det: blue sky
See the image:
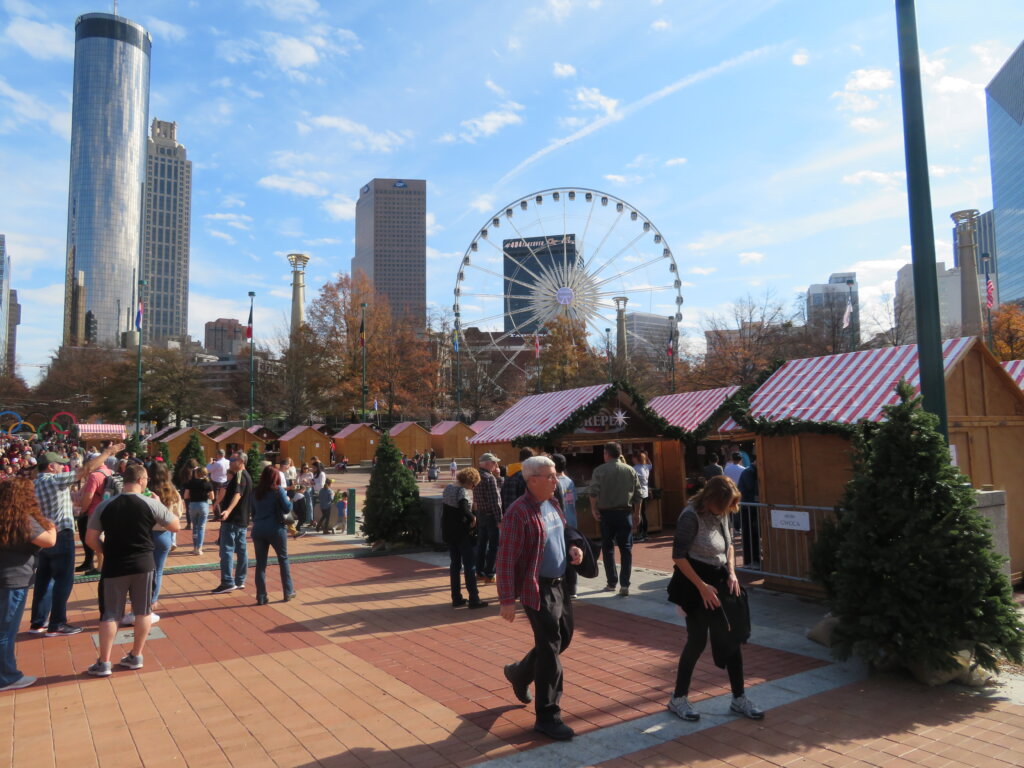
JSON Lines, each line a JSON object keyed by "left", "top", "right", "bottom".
{"left": 2, "top": 0, "right": 1023, "bottom": 384}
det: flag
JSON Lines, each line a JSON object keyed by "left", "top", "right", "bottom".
{"left": 359, "top": 317, "right": 365, "bottom": 348}
{"left": 245, "top": 303, "right": 253, "bottom": 339}
{"left": 135, "top": 301, "right": 143, "bottom": 332}
{"left": 452, "top": 328, "right": 459, "bottom": 353}
{"left": 373, "top": 398, "right": 379, "bottom": 411}
{"left": 534, "top": 332, "right": 541, "bottom": 359}
{"left": 667, "top": 332, "right": 674, "bottom": 358}
{"left": 986, "top": 272, "right": 994, "bottom": 310}
{"left": 842, "top": 295, "right": 853, "bottom": 329}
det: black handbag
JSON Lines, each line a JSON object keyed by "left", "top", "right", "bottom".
{"left": 278, "top": 491, "right": 297, "bottom": 526}
{"left": 565, "top": 524, "right": 599, "bottom": 579}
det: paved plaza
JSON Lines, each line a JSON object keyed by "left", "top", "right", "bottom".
{"left": 2, "top": 518, "right": 1022, "bottom": 768}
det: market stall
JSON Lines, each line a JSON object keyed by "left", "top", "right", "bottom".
{"left": 388, "top": 422, "right": 431, "bottom": 457}
{"left": 720, "top": 337, "right": 1024, "bottom": 591}
{"left": 215, "top": 426, "right": 263, "bottom": 457}
{"left": 278, "top": 425, "right": 330, "bottom": 465}
{"left": 160, "top": 427, "right": 218, "bottom": 466}
{"left": 430, "top": 421, "right": 475, "bottom": 459}
{"left": 469, "top": 382, "right": 691, "bottom": 538}
{"left": 333, "top": 423, "right": 378, "bottom": 463}
{"left": 77, "top": 423, "right": 127, "bottom": 449}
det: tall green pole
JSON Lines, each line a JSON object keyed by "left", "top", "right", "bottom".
{"left": 454, "top": 313, "right": 462, "bottom": 420}
{"left": 248, "top": 291, "right": 255, "bottom": 427}
{"left": 361, "top": 302, "right": 367, "bottom": 422}
{"left": 605, "top": 328, "right": 612, "bottom": 382}
{"left": 895, "top": 0, "right": 947, "bottom": 439}
{"left": 135, "top": 279, "right": 146, "bottom": 438}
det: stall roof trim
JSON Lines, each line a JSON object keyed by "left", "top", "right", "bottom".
{"left": 430, "top": 420, "right": 466, "bottom": 435}
{"left": 468, "top": 420, "right": 493, "bottom": 434}
{"left": 148, "top": 426, "right": 176, "bottom": 442}
{"left": 162, "top": 427, "right": 197, "bottom": 443}
{"left": 649, "top": 387, "right": 739, "bottom": 431}
{"left": 1003, "top": 360, "right": 1024, "bottom": 389}
{"left": 79, "top": 424, "right": 127, "bottom": 439}
{"left": 333, "top": 423, "right": 373, "bottom": 439}
{"left": 279, "top": 425, "right": 318, "bottom": 442}
{"left": 469, "top": 384, "right": 612, "bottom": 444}
{"left": 389, "top": 421, "right": 425, "bottom": 436}
{"left": 214, "top": 427, "right": 245, "bottom": 443}
{"left": 717, "top": 337, "right": 975, "bottom": 429}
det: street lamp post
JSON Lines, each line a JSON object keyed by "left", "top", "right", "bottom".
{"left": 454, "top": 312, "right": 462, "bottom": 421}
{"left": 135, "top": 279, "right": 146, "bottom": 438}
{"left": 668, "top": 316, "right": 676, "bottom": 392}
{"left": 605, "top": 327, "right": 612, "bottom": 382}
{"left": 360, "top": 302, "right": 367, "bottom": 421}
{"left": 846, "top": 279, "right": 855, "bottom": 352}
{"left": 248, "top": 291, "right": 255, "bottom": 427}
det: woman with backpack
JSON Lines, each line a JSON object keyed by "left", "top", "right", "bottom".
{"left": 251, "top": 465, "right": 295, "bottom": 605}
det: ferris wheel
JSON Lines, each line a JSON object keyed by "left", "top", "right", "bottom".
{"left": 452, "top": 187, "right": 684, "bottom": 388}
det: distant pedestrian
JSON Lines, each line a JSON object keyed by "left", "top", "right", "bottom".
{"left": 183, "top": 466, "right": 213, "bottom": 555}
{"left": 723, "top": 452, "right": 745, "bottom": 485}
{"left": 317, "top": 477, "right": 335, "bottom": 533}
{"left": 147, "top": 463, "right": 183, "bottom": 614}
{"left": 667, "top": 476, "right": 763, "bottom": 722}
{"left": 474, "top": 452, "right": 505, "bottom": 584}
{"left": 207, "top": 451, "right": 230, "bottom": 518}
{"left": 449, "top": 458, "right": 458, "bottom": 482}
{"left": 589, "top": 442, "right": 640, "bottom": 597}
{"left": 701, "top": 454, "right": 723, "bottom": 480}
{"left": 211, "top": 454, "right": 251, "bottom": 594}
{"left": 335, "top": 491, "right": 348, "bottom": 532}
{"left": 632, "top": 451, "right": 652, "bottom": 542}
{"left": 442, "top": 467, "right": 488, "bottom": 609}
{"left": 251, "top": 466, "right": 295, "bottom": 605}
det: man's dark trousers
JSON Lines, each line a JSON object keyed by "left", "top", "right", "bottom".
{"left": 600, "top": 508, "right": 633, "bottom": 589}
{"left": 30, "top": 528, "right": 76, "bottom": 630}
{"left": 475, "top": 515, "right": 500, "bottom": 578}
{"left": 508, "top": 577, "right": 574, "bottom": 724}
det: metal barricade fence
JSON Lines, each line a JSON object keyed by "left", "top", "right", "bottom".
{"left": 735, "top": 502, "right": 837, "bottom": 584}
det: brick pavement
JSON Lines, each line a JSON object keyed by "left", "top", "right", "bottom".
{"left": 2, "top": 540, "right": 1021, "bottom": 768}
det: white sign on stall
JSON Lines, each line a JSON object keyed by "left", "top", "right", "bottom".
{"left": 770, "top": 508, "right": 811, "bottom": 532}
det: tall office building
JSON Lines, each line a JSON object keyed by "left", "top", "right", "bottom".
{"left": 63, "top": 13, "right": 151, "bottom": 347}
{"left": 0, "top": 236, "right": 10, "bottom": 375}
{"left": 624, "top": 311, "right": 676, "bottom": 357}
{"left": 987, "top": 40, "right": 1024, "bottom": 305}
{"left": 352, "top": 178, "right": 426, "bottom": 325}
{"left": 6, "top": 290, "right": 19, "bottom": 376}
{"left": 204, "top": 318, "right": 245, "bottom": 357}
{"left": 806, "top": 272, "right": 860, "bottom": 348}
{"left": 502, "top": 234, "right": 580, "bottom": 333}
{"left": 142, "top": 119, "right": 192, "bottom": 344}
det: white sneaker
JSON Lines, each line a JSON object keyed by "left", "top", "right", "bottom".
{"left": 149, "top": 613, "right": 160, "bottom": 624}
{"left": 730, "top": 695, "right": 765, "bottom": 720}
{"left": 121, "top": 613, "right": 135, "bottom": 626}
{"left": 667, "top": 695, "right": 700, "bottom": 721}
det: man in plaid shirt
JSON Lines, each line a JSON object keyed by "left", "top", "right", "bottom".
{"left": 472, "top": 453, "right": 503, "bottom": 583}
{"left": 497, "top": 455, "right": 583, "bottom": 741}
{"left": 30, "top": 444, "right": 121, "bottom": 636}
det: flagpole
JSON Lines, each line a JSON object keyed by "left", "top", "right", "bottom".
{"left": 135, "top": 279, "right": 146, "bottom": 438}
{"left": 453, "top": 314, "right": 462, "bottom": 421}
{"left": 360, "top": 302, "right": 367, "bottom": 421}
{"left": 983, "top": 254, "right": 994, "bottom": 352}
{"left": 248, "top": 291, "right": 255, "bottom": 427}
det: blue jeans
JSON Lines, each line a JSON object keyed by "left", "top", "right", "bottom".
{"left": 600, "top": 509, "right": 633, "bottom": 589}
{"left": 303, "top": 490, "right": 314, "bottom": 524}
{"left": 219, "top": 522, "right": 248, "bottom": 587}
{"left": 475, "top": 516, "right": 500, "bottom": 578}
{"left": 448, "top": 538, "right": 480, "bottom": 604}
{"left": 189, "top": 502, "right": 209, "bottom": 550}
{"left": 0, "top": 587, "right": 28, "bottom": 686}
{"left": 151, "top": 529, "right": 173, "bottom": 604}
{"left": 30, "top": 528, "right": 76, "bottom": 630}
{"left": 252, "top": 527, "right": 293, "bottom": 598}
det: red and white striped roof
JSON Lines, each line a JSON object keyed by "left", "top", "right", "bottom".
{"left": 468, "top": 420, "right": 492, "bottom": 434}
{"left": 79, "top": 424, "right": 126, "bottom": 438}
{"left": 333, "top": 423, "right": 373, "bottom": 439}
{"left": 470, "top": 384, "right": 611, "bottom": 444}
{"left": 649, "top": 386, "right": 739, "bottom": 431}
{"left": 717, "top": 337, "right": 976, "bottom": 429}
{"left": 1003, "top": 360, "right": 1024, "bottom": 389}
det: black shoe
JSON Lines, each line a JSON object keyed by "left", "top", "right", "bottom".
{"left": 256, "top": 595, "right": 269, "bottom": 606}
{"left": 534, "top": 720, "right": 574, "bottom": 740}
{"left": 83, "top": 569, "right": 100, "bottom": 576}
{"left": 211, "top": 584, "right": 236, "bottom": 594}
{"left": 452, "top": 599, "right": 467, "bottom": 607}
{"left": 283, "top": 592, "right": 297, "bottom": 602}
{"left": 468, "top": 600, "right": 489, "bottom": 609}
{"left": 75, "top": 563, "right": 91, "bottom": 572}
{"left": 45, "top": 624, "right": 84, "bottom": 637}
{"left": 504, "top": 664, "right": 532, "bottom": 704}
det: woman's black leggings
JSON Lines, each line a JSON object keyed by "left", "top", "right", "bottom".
{"left": 673, "top": 611, "right": 745, "bottom": 698}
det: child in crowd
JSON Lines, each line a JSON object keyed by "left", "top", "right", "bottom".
{"left": 334, "top": 491, "right": 348, "bottom": 533}
{"left": 318, "top": 478, "right": 335, "bottom": 533}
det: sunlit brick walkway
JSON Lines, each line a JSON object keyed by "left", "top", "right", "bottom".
{"left": 1, "top": 538, "right": 1020, "bottom": 768}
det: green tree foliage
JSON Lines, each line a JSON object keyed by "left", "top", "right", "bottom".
{"left": 246, "top": 443, "right": 264, "bottom": 479}
{"left": 361, "top": 433, "right": 424, "bottom": 544}
{"left": 159, "top": 441, "right": 171, "bottom": 466}
{"left": 125, "top": 431, "right": 143, "bottom": 458}
{"left": 812, "top": 381, "right": 1024, "bottom": 673}
{"left": 173, "top": 432, "right": 207, "bottom": 478}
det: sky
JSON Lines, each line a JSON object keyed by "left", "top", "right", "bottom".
{"left": 2, "top": 0, "right": 1023, "bottom": 385}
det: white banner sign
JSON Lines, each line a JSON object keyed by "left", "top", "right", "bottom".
{"left": 770, "top": 508, "right": 811, "bottom": 532}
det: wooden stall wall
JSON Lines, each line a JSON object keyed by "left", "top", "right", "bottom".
{"left": 431, "top": 423, "right": 475, "bottom": 458}
{"left": 390, "top": 424, "right": 431, "bottom": 457}
{"left": 164, "top": 429, "right": 219, "bottom": 466}
{"left": 279, "top": 428, "right": 330, "bottom": 465}
{"left": 335, "top": 425, "right": 378, "bottom": 463}
{"left": 469, "top": 442, "right": 520, "bottom": 466}
{"left": 653, "top": 439, "right": 685, "bottom": 531}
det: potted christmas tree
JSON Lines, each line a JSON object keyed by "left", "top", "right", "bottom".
{"left": 362, "top": 433, "right": 424, "bottom": 548}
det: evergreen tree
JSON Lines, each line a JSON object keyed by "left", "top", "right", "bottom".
{"left": 362, "top": 433, "right": 424, "bottom": 544}
{"left": 173, "top": 432, "right": 207, "bottom": 479}
{"left": 159, "top": 441, "right": 171, "bottom": 466}
{"left": 125, "top": 432, "right": 143, "bottom": 458}
{"left": 812, "top": 382, "right": 1024, "bottom": 673}
{"left": 246, "top": 443, "right": 264, "bottom": 479}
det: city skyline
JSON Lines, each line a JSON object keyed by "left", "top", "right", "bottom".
{"left": 2, "top": 1, "right": 1024, "bottom": 383}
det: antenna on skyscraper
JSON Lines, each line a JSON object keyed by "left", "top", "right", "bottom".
{"left": 113, "top": 0, "right": 118, "bottom": 18}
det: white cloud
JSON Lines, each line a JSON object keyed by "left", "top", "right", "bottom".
{"left": 470, "top": 194, "right": 496, "bottom": 213}
{"left": 664, "top": 157, "right": 687, "bottom": 167}
{"left": 426, "top": 212, "right": 443, "bottom": 236}
{"left": 2, "top": 0, "right": 43, "bottom": 18}
{"left": 267, "top": 34, "right": 320, "bottom": 73}
{"left": 459, "top": 102, "right": 524, "bottom": 142}
{"left": 738, "top": 251, "right": 765, "bottom": 264}
{"left": 573, "top": 86, "right": 620, "bottom": 118}
{"left": 221, "top": 195, "right": 246, "bottom": 208}
{"left": 833, "top": 91, "right": 879, "bottom": 113}
{"left": 650, "top": 19, "right": 670, "bottom": 32}
{"left": 204, "top": 212, "right": 254, "bottom": 230}
{"left": 322, "top": 193, "right": 356, "bottom": 221}
{"left": 791, "top": 50, "right": 809, "bottom": 66}
{"left": 0, "top": 76, "right": 71, "bottom": 139}
{"left": 507, "top": 36, "right": 521, "bottom": 52}
{"left": 603, "top": 174, "right": 626, "bottom": 183}
{"left": 246, "top": 0, "right": 320, "bottom": 20}
{"left": 257, "top": 175, "right": 327, "bottom": 197}
{"left": 689, "top": 266, "right": 716, "bottom": 275}
{"left": 484, "top": 79, "right": 507, "bottom": 96}
{"left": 209, "top": 230, "right": 237, "bottom": 245}
{"left": 849, "top": 116, "right": 884, "bottom": 132}
{"left": 929, "top": 164, "right": 962, "bottom": 178}
{"left": 308, "top": 115, "right": 409, "bottom": 152}
{"left": 270, "top": 150, "right": 318, "bottom": 169}
{"left": 4, "top": 17, "right": 73, "bottom": 60}
{"left": 842, "top": 170, "right": 905, "bottom": 186}
{"left": 934, "top": 75, "right": 974, "bottom": 94}
{"left": 304, "top": 237, "right": 341, "bottom": 246}
{"left": 437, "top": 132, "right": 456, "bottom": 144}
{"left": 217, "top": 38, "right": 260, "bottom": 64}
{"left": 547, "top": 0, "right": 574, "bottom": 22}
{"left": 553, "top": 62, "right": 576, "bottom": 78}
{"left": 144, "top": 17, "right": 187, "bottom": 43}
{"left": 845, "top": 68, "right": 894, "bottom": 91}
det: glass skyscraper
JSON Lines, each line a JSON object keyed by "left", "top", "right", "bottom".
{"left": 986, "top": 40, "right": 1024, "bottom": 306}
{"left": 63, "top": 13, "right": 151, "bottom": 347}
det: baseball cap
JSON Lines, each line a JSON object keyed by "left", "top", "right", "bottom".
{"left": 479, "top": 453, "right": 500, "bottom": 463}
{"left": 42, "top": 452, "right": 70, "bottom": 466}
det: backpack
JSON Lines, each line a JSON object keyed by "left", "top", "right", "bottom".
{"left": 99, "top": 470, "right": 124, "bottom": 501}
